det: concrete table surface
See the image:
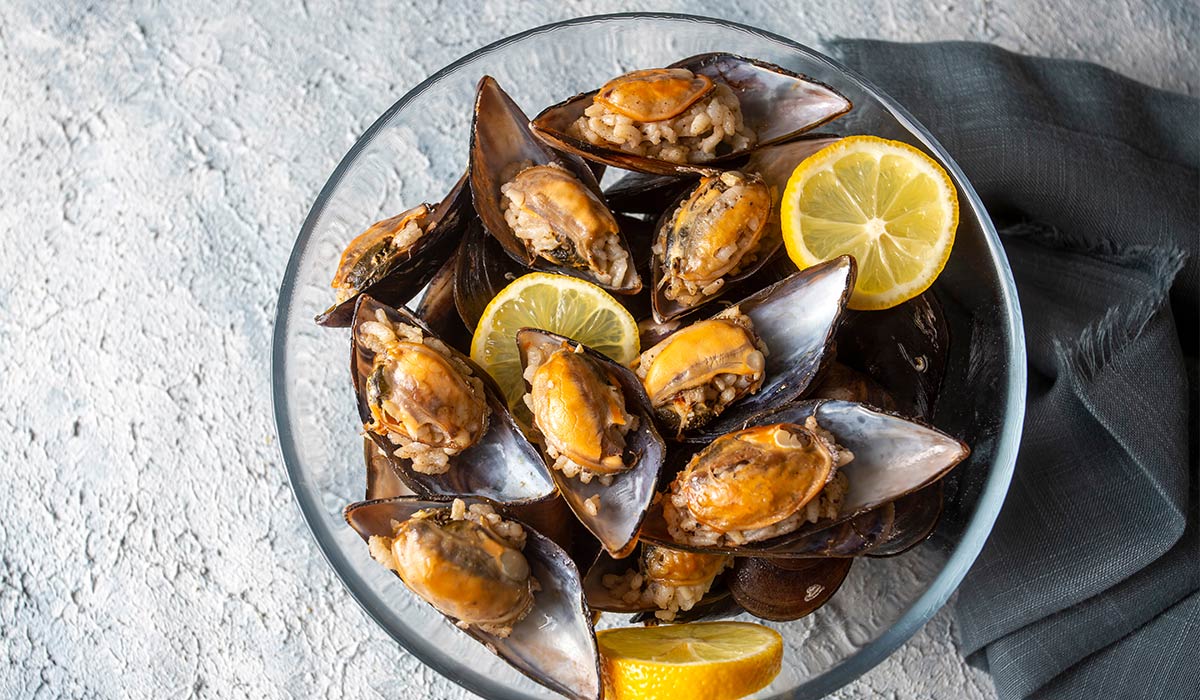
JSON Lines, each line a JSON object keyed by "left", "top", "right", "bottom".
{"left": 1, "top": 1, "right": 1195, "bottom": 698}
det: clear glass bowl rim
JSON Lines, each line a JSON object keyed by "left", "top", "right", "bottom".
{"left": 271, "top": 12, "right": 1027, "bottom": 699}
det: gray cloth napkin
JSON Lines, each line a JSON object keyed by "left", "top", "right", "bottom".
{"left": 832, "top": 40, "right": 1199, "bottom": 699}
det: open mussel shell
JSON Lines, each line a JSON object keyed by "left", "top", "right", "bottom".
{"left": 344, "top": 496, "right": 601, "bottom": 700}
{"left": 743, "top": 134, "right": 841, "bottom": 196}
{"left": 364, "top": 438, "right": 415, "bottom": 500}
{"left": 414, "top": 247, "right": 472, "bottom": 354}
{"left": 469, "top": 76, "right": 640, "bottom": 294}
{"left": 351, "top": 296, "right": 556, "bottom": 504}
{"left": 530, "top": 53, "right": 851, "bottom": 176}
{"left": 603, "top": 172, "right": 695, "bottom": 217}
{"left": 729, "top": 557, "right": 852, "bottom": 621}
{"left": 683, "top": 255, "right": 856, "bottom": 437}
{"left": 453, "top": 214, "right": 524, "bottom": 332}
{"left": 867, "top": 481, "right": 945, "bottom": 557}
{"left": 640, "top": 399, "right": 968, "bottom": 557}
{"left": 517, "top": 329, "right": 665, "bottom": 558}
{"left": 316, "top": 171, "right": 472, "bottom": 327}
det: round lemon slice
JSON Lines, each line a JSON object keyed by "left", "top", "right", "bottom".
{"left": 470, "top": 272, "right": 639, "bottom": 411}
{"left": 780, "top": 135, "right": 959, "bottom": 310}
{"left": 598, "top": 621, "right": 783, "bottom": 700}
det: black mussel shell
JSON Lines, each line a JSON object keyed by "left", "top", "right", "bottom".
{"left": 469, "top": 76, "right": 640, "bottom": 294}
{"left": 729, "top": 557, "right": 852, "bottom": 621}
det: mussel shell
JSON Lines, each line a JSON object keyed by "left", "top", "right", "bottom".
{"left": 344, "top": 496, "right": 602, "bottom": 700}
{"left": 469, "top": 76, "right": 640, "bottom": 294}
{"left": 867, "top": 481, "right": 945, "bottom": 557}
{"left": 351, "top": 296, "right": 556, "bottom": 504}
{"left": 649, "top": 173, "right": 784, "bottom": 323}
{"left": 364, "top": 438, "right": 414, "bottom": 500}
{"left": 604, "top": 172, "right": 696, "bottom": 217}
{"left": 639, "top": 399, "right": 968, "bottom": 557}
{"left": 742, "top": 134, "right": 841, "bottom": 198}
{"left": 506, "top": 495, "right": 600, "bottom": 572}
{"left": 677, "top": 53, "right": 850, "bottom": 150}
{"left": 517, "top": 329, "right": 665, "bottom": 558}
{"left": 680, "top": 255, "right": 856, "bottom": 437}
{"left": 729, "top": 557, "right": 852, "bottom": 621}
{"left": 414, "top": 246, "right": 472, "bottom": 354}
{"left": 530, "top": 53, "right": 851, "bottom": 176}
{"left": 453, "top": 214, "right": 525, "bottom": 332}
{"left": 316, "top": 171, "right": 472, "bottom": 327}
{"left": 808, "top": 361, "right": 898, "bottom": 412}
{"left": 834, "top": 292, "right": 949, "bottom": 420}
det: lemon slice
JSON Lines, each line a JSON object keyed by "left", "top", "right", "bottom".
{"left": 470, "top": 272, "right": 639, "bottom": 410}
{"left": 598, "top": 621, "right": 783, "bottom": 700}
{"left": 780, "top": 135, "right": 959, "bottom": 310}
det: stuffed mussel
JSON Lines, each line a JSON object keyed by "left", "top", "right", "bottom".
{"left": 470, "top": 76, "right": 641, "bottom": 294}
{"left": 531, "top": 53, "right": 852, "bottom": 175}
{"left": 639, "top": 399, "right": 970, "bottom": 556}
{"left": 635, "top": 255, "right": 855, "bottom": 437}
{"left": 346, "top": 496, "right": 601, "bottom": 700}
{"left": 518, "top": 329, "right": 664, "bottom": 557}
{"left": 651, "top": 170, "right": 778, "bottom": 321}
{"left": 351, "top": 296, "right": 555, "bottom": 503}
{"left": 583, "top": 544, "right": 733, "bottom": 622}
{"left": 316, "top": 172, "right": 472, "bottom": 327}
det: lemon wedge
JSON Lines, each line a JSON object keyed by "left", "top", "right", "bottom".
{"left": 470, "top": 272, "right": 639, "bottom": 411}
{"left": 598, "top": 621, "right": 783, "bottom": 700}
{"left": 780, "top": 135, "right": 959, "bottom": 310}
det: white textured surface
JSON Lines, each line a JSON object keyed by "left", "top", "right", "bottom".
{"left": 1, "top": 2, "right": 1194, "bottom": 698}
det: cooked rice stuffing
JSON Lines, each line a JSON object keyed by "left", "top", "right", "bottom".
{"left": 567, "top": 82, "right": 755, "bottom": 164}
{"left": 601, "top": 549, "right": 731, "bottom": 621}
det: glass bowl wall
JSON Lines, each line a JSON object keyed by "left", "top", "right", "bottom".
{"left": 273, "top": 13, "right": 1025, "bottom": 699}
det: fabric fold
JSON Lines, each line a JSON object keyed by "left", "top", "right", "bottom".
{"left": 832, "top": 39, "right": 1198, "bottom": 700}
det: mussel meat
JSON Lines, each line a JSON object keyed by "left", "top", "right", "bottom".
{"left": 652, "top": 170, "right": 775, "bottom": 320}
{"left": 600, "top": 545, "right": 731, "bottom": 622}
{"left": 662, "top": 421, "right": 853, "bottom": 548}
{"left": 518, "top": 329, "right": 665, "bottom": 558}
{"left": 367, "top": 499, "right": 537, "bottom": 636}
{"left": 356, "top": 303, "right": 491, "bottom": 474}
{"left": 345, "top": 496, "right": 602, "bottom": 700}
{"left": 525, "top": 342, "right": 635, "bottom": 485}
{"left": 636, "top": 308, "right": 767, "bottom": 437}
{"left": 316, "top": 171, "right": 471, "bottom": 327}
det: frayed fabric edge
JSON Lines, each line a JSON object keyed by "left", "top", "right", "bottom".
{"left": 1002, "top": 221, "right": 1188, "bottom": 381}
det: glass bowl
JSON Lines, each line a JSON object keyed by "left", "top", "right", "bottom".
{"left": 272, "top": 13, "right": 1025, "bottom": 699}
